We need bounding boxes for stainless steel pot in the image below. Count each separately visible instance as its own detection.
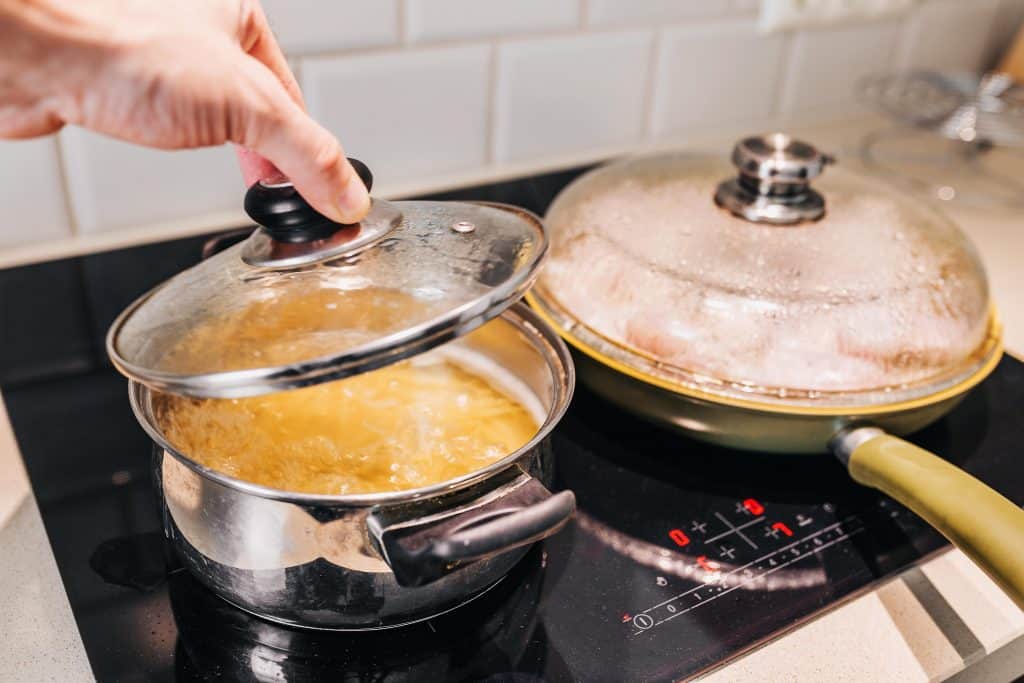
[108,160,578,629]
[129,303,575,630]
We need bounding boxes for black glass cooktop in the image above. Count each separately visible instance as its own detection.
[3,168,1023,682]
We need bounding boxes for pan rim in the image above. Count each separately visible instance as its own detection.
[525,291,1003,417]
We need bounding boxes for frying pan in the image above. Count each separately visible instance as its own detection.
[526,133,1024,608]
[528,296,1024,607]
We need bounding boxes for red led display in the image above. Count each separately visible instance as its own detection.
[772,522,793,537]
[743,498,765,515]
[669,528,690,547]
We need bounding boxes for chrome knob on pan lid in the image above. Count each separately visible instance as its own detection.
[714,133,835,225]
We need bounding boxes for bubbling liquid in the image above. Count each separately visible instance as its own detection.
[154,352,540,495]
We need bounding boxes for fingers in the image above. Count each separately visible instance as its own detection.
[235,145,283,186]
[239,1,304,108]
[231,5,297,192]
[0,107,65,139]
[230,56,370,224]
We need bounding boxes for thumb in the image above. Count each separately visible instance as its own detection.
[230,58,370,224]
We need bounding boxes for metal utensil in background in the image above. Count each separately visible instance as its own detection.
[858,71,1024,207]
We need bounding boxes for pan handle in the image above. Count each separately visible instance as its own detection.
[833,427,1024,609]
[367,474,575,588]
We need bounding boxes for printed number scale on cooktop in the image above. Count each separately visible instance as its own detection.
[2,170,1022,681]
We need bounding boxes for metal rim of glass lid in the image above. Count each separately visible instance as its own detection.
[529,133,998,409]
[107,175,548,399]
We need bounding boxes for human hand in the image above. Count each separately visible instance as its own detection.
[0,0,370,223]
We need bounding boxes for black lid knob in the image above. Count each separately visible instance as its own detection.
[244,158,374,243]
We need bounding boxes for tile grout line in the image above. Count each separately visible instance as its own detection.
[640,27,662,141]
[396,0,407,45]
[484,42,499,165]
[51,135,81,239]
[773,29,798,124]
[280,15,757,62]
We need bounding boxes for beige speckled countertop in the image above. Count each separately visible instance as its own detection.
[1,117,1023,682]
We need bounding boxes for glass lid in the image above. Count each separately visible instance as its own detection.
[108,166,547,399]
[530,134,998,408]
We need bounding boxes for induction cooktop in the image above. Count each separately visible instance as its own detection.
[3,166,1022,682]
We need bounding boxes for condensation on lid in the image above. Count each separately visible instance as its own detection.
[531,152,994,405]
[108,201,547,399]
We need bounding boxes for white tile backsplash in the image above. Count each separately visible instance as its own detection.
[406,0,578,42]
[0,139,71,246]
[0,0,1014,259]
[302,45,490,187]
[60,130,241,234]
[780,18,903,121]
[261,0,398,54]
[494,31,652,163]
[899,0,1001,73]
[651,21,787,139]
[587,0,736,26]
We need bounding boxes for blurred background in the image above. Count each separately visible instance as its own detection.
[1,0,1023,264]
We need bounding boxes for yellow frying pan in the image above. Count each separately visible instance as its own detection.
[526,133,1024,608]
[527,298,1024,607]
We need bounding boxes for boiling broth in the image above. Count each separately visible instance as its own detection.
[154,353,539,495]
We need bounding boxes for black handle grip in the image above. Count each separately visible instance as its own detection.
[243,158,373,244]
[370,476,575,588]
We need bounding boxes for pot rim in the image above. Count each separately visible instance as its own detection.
[129,302,575,507]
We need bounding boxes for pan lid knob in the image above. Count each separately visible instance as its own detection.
[714,133,834,225]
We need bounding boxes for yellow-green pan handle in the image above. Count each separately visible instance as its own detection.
[834,427,1024,610]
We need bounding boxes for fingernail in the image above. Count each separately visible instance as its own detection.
[332,173,371,224]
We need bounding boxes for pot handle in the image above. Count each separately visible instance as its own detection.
[368,475,575,587]
[833,427,1024,609]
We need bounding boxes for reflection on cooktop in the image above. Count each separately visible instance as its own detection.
[170,545,552,681]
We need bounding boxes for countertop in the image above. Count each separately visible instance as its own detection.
[2,117,1023,682]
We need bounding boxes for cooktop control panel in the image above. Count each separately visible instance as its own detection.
[623,500,866,636]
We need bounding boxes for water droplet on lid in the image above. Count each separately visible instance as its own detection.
[451,220,476,234]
